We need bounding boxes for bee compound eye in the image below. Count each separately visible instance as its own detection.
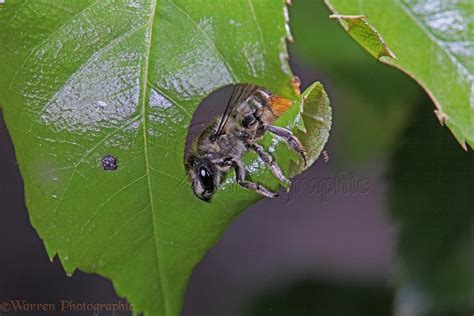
[198,166,214,192]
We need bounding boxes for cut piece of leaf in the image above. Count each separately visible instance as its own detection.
[326,0,474,149]
[0,1,331,315]
[329,14,396,59]
[389,102,474,314]
[290,82,332,176]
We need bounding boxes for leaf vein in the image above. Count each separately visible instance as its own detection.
[49,115,141,229]
[167,0,238,82]
[395,0,473,82]
[247,0,266,53]
[80,174,148,237]
[9,0,102,89]
[147,81,192,118]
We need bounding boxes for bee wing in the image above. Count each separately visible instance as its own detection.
[214,84,259,138]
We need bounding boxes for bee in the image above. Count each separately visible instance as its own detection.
[185,77,306,202]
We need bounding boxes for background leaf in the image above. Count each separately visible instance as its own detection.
[325,0,474,150]
[0,1,331,315]
[390,100,474,315]
[290,0,421,164]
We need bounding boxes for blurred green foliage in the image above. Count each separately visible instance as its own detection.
[390,99,474,315]
[244,279,393,316]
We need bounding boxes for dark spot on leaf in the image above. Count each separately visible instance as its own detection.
[102,155,118,171]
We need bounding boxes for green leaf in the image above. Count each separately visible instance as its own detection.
[0,1,331,315]
[290,0,421,164]
[325,0,474,150]
[389,102,474,315]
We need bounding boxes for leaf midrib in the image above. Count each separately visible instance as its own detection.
[141,0,167,314]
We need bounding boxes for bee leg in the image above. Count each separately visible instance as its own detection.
[249,143,291,188]
[233,160,278,198]
[265,125,307,166]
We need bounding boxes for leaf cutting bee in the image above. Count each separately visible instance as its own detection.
[185,77,306,202]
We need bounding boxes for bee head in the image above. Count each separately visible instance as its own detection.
[185,155,219,203]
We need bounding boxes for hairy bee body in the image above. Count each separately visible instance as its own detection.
[186,80,306,202]
[197,89,274,157]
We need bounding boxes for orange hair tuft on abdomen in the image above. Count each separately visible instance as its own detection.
[268,76,301,117]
